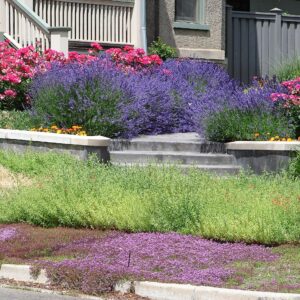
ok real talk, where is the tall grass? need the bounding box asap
[273,56,300,82]
[0,151,299,245]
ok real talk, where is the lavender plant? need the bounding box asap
[30,60,126,137]
[30,58,287,139]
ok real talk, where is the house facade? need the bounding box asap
[1,0,300,81]
[146,0,226,61]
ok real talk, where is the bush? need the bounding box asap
[273,56,300,82]
[271,78,300,138]
[149,37,177,61]
[30,56,288,138]
[204,108,293,142]
[30,61,126,137]
[0,110,38,130]
[0,151,299,245]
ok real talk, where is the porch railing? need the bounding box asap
[0,0,70,53]
[33,0,134,45]
[3,0,51,50]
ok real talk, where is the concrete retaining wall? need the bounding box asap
[0,129,111,162]
[226,141,300,174]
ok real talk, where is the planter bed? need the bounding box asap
[226,141,300,174]
[0,129,111,162]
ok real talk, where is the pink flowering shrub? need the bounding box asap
[0,41,162,110]
[271,78,300,137]
[0,42,64,110]
[90,42,163,72]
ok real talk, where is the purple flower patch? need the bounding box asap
[0,227,17,242]
[40,232,279,293]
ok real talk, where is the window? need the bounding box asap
[174,0,208,30]
[175,0,198,23]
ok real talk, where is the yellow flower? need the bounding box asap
[281,138,286,141]
[254,133,260,138]
[56,130,62,134]
[275,136,280,140]
[72,125,82,130]
[78,131,87,136]
[287,138,293,142]
[51,125,58,130]
[269,137,275,141]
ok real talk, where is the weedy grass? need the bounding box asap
[273,56,300,82]
[0,151,299,245]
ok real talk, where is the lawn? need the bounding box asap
[0,151,299,245]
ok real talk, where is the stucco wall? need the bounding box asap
[250,0,300,15]
[147,0,226,60]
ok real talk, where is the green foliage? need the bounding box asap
[149,37,177,61]
[273,56,300,82]
[288,152,300,178]
[32,81,122,137]
[204,108,293,142]
[0,110,39,130]
[0,151,299,245]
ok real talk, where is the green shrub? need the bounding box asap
[149,37,177,61]
[204,108,293,142]
[30,62,125,137]
[0,110,38,130]
[0,151,299,245]
[273,56,300,82]
[288,152,300,178]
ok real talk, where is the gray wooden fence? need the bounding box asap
[226,6,300,83]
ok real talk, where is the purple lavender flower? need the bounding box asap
[0,227,17,242]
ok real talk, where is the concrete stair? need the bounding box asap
[109,133,241,175]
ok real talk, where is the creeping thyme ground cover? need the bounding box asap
[0,224,299,294]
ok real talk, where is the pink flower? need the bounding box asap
[3,73,21,84]
[123,45,134,52]
[91,42,103,51]
[4,89,17,97]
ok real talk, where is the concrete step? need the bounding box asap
[110,151,236,165]
[111,162,241,176]
[110,140,226,153]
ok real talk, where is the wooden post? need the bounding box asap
[132,0,143,48]
[0,0,6,41]
[48,27,71,56]
[271,8,283,66]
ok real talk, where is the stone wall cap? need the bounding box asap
[0,129,110,147]
[226,141,300,151]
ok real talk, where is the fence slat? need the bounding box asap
[227,9,300,83]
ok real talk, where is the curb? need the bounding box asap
[1,264,300,300]
[129,281,300,300]
[0,264,47,284]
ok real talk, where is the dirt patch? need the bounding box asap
[0,166,32,189]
